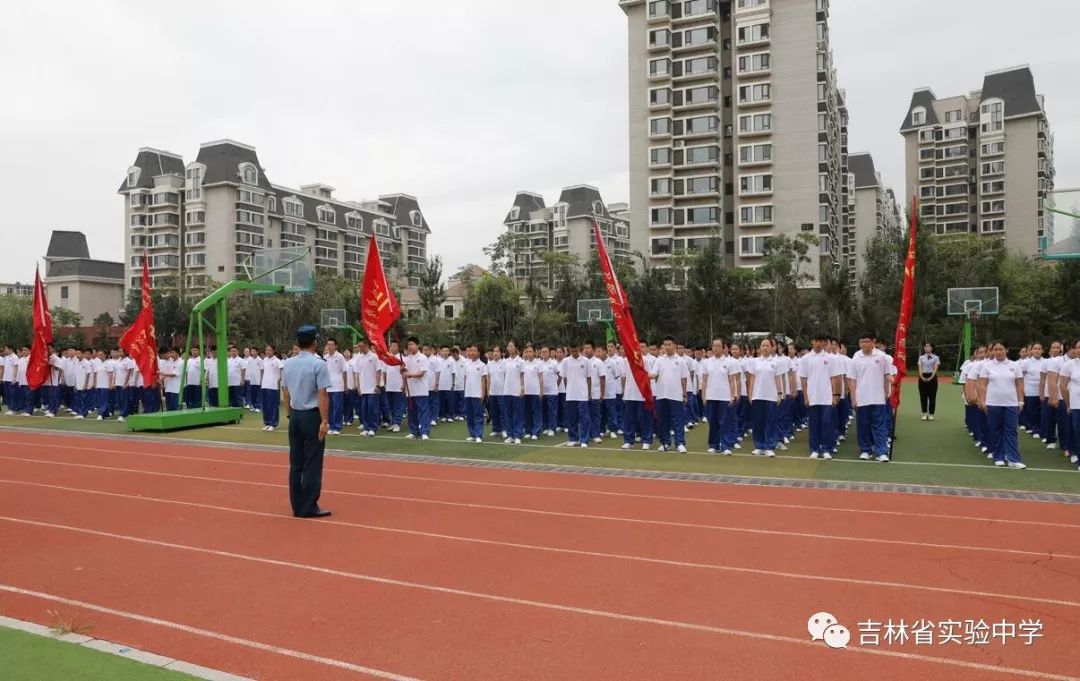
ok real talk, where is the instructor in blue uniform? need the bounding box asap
[281,325,332,518]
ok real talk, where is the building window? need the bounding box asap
[683,145,719,165]
[236,189,265,206]
[236,210,265,226]
[649,87,671,106]
[683,56,718,77]
[317,205,336,225]
[682,115,718,135]
[980,99,1004,134]
[651,238,673,255]
[738,112,772,134]
[649,117,671,136]
[819,205,830,223]
[980,218,1005,233]
[736,0,768,8]
[981,160,1005,176]
[919,185,935,199]
[129,192,144,207]
[739,204,773,225]
[185,253,206,267]
[684,0,717,17]
[684,85,719,105]
[738,53,770,75]
[649,28,670,48]
[409,210,423,227]
[126,167,141,187]
[736,23,769,45]
[152,213,180,226]
[982,199,1005,213]
[911,106,926,126]
[918,129,935,143]
[684,26,717,46]
[683,176,719,195]
[284,198,304,218]
[738,83,772,105]
[650,178,672,196]
[739,174,773,195]
[185,231,206,246]
[650,208,672,226]
[648,0,669,18]
[740,236,767,256]
[235,230,265,247]
[683,206,719,225]
[60,285,69,299]
[239,162,258,185]
[738,143,772,165]
[650,147,672,166]
[981,141,1005,156]
[346,212,364,230]
[443,304,455,320]
[649,58,670,77]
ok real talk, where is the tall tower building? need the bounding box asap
[619,0,849,284]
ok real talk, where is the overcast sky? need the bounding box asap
[1,0,1076,284]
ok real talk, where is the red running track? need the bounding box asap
[0,430,1078,681]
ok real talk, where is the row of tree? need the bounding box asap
[2,223,1076,373]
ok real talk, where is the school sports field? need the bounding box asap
[0,381,1077,681]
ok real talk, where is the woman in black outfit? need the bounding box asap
[917,342,940,420]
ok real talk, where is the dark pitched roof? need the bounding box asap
[379,194,431,234]
[45,231,90,259]
[504,191,546,224]
[119,148,185,192]
[981,66,1042,119]
[556,185,609,220]
[270,186,395,236]
[848,153,878,189]
[899,89,938,133]
[194,140,275,191]
[46,259,124,280]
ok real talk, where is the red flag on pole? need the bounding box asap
[593,221,654,409]
[119,255,159,386]
[27,265,53,390]
[361,235,402,366]
[890,197,919,411]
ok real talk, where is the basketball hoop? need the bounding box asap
[967,309,981,323]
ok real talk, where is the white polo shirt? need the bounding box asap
[382,359,403,392]
[746,356,780,402]
[462,358,487,399]
[227,357,244,387]
[185,357,203,387]
[205,358,218,389]
[559,355,589,402]
[245,356,262,384]
[523,359,543,396]
[652,354,686,402]
[261,356,283,390]
[599,358,617,400]
[453,357,467,391]
[16,356,29,385]
[161,358,181,394]
[487,359,506,397]
[849,351,890,407]
[354,352,380,394]
[556,358,567,395]
[1060,358,1080,406]
[93,358,113,389]
[978,359,1022,407]
[425,354,438,391]
[1021,357,1044,397]
[324,352,346,393]
[541,359,559,395]
[501,355,525,396]
[404,352,430,397]
[798,350,843,406]
[607,356,624,395]
[1042,355,1066,399]
[702,356,733,402]
[587,356,607,400]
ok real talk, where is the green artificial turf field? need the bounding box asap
[0,626,198,681]
[1,382,1077,494]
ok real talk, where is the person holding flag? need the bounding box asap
[25,265,53,412]
[119,255,159,411]
[887,197,919,458]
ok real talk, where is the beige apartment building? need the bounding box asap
[119,140,431,296]
[43,230,125,323]
[501,185,630,291]
[847,152,902,276]
[619,0,851,285]
[899,65,1055,256]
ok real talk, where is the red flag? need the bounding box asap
[593,221,653,409]
[27,266,53,390]
[890,197,919,411]
[361,235,402,366]
[120,256,159,386]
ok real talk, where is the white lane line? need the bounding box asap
[5,438,1075,530]
[0,584,423,681]
[0,520,1075,681]
[1,456,1076,561]
[1,478,1076,609]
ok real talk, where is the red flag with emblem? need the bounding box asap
[119,255,159,386]
[890,197,918,411]
[361,235,402,366]
[593,221,653,409]
[27,265,53,390]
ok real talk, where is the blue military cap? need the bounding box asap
[297,325,318,344]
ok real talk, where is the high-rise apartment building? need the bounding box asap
[501,185,630,290]
[619,0,849,284]
[847,153,902,275]
[119,140,430,295]
[899,65,1054,256]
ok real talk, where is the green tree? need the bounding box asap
[758,233,816,337]
[455,274,523,348]
[51,307,82,327]
[0,295,32,346]
[92,312,115,349]
[817,262,854,339]
[483,231,526,276]
[626,256,682,344]
[683,238,756,344]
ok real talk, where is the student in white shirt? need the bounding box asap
[461,344,488,441]
[977,341,1025,468]
[436,346,455,422]
[342,348,357,427]
[227,346,245,409]
[160,349,181,411]
[701,339,739,455]
[423,346,439,427]
[2,345,16,414]
[1040,341,1064,448]
[539,346,560,436]
[554,347,568,432]
[1057,339,1080,467]
[916,342,940,421]
[500,341,526,444]
[521,344,544,440]
[452,346,467,421]
[14,347,31,415]
[381,340,405,432]
[93,350,114,419]
[260,345,283,431]
[962,346,988,448]
[620,341,655,450]
[205,348,220,408]
[595,345,618,439]
[486,346,506,438]
[354,341,381,436]
[559,343,591,447]
[401,336,431,439]
[323,339,347,435]
[183,347,204,410]
[798,333,843,459]
[649,336,688,453]
[43,348,63,417]
[848,334,893,462]
[606,342,625,435]
[729,343,748,441]
[1020,343,1044,437]
[582,341,607,444]
[745,338,783,457]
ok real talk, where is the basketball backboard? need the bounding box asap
[1040,188,1080,260]
[946,287,999,316]
[576,298,612,323]
[320,308,347,329]
[242,246,314,294]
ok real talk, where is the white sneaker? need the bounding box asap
[530,435,537,441]
[642,443,651,451]
[579,442,588,448]
[658,445,669,453]
[97,415,103,421]
[928,415,934,421]
[876,455,890,463]
[545,430,555,436]
[776,443,788,451]
[45,412,54,418]
[391,425,400,433]
[809,452,820,459]
[421,434,429,440]
[981,446,989,454]
[565,441,578,447]
[475,437,482,443]
[1008,461,1027,470]
[466,437,475,442]
[707,448,717,454]
[838,435,846,442]
[609,432,617,439]
[74,415,84,420]
[986,452,994,459]
[859,452,871,460]
[514,438,522,445]
[431,421,437,427]
[117,416,125,422]
[676,445,687,453]
[733,443,742,450]
[504,437,513,443]
[406,433,416,439]
[994,460,1006,467]
[783,437,791,444]
[822,452,833,460]
[921,414,927,421]
[1047,443,1059,450]
[751,449,762,456]
[1019,425,1027,432]
[621,443,632,450]
[262,425,270,431]
[267,426,275,432]
[501,431,508,439]
[3,411,13,416]
[721,449,733,456]
[593,437,602,444]
[765,450,776,458]
[1070,455,1079,464]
